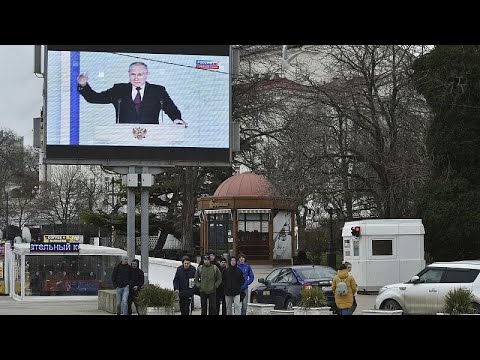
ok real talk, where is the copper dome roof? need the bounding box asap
[213,172,276,197]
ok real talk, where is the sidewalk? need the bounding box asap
[0,295,110,315]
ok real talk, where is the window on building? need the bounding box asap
[371,239,393,256]
[237,213,269,242]
[24,254,119,296]
[208,213,233,253]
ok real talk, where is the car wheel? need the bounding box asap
[285,298,293,310]
[471,303,480,314]
[382,299,402,311]
[250,294,258,304]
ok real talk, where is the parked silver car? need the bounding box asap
[375,260,480,314]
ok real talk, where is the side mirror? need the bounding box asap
[410,275,420,283]
[258,278,265,284]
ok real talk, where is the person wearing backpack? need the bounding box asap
[332,263,357,315]
[344,261,358,315]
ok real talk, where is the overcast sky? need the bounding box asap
[0,45,44,146]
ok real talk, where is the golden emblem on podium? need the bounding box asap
[132,127,147,140]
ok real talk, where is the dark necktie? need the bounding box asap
[134,87,141,114]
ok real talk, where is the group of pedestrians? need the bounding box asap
[112,253,357,316]
[111,255,145,315]
[172,252,255,315]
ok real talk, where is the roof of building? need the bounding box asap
[213,172,277,197]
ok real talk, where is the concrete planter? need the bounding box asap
[247,303,276,315]
[269,309,295,315]
[362,309,403,315]
[436,312,480,315]
[292,306,332,315]
[145,306,176,315]
[98,290,116,314]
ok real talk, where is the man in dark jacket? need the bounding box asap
[216,257,227,315]
[77,62,187,126]
[111,255,132,315]
[128,259,144,315]
[173,255,197,315]
[223,255,245,315]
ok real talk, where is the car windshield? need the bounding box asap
[295,267,336,280]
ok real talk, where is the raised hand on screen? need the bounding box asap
[77,72,89,87]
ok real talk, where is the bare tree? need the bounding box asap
[0,130,39,231]
[36,166,91,233]
[233,45,432,249]
[311,45,431,218]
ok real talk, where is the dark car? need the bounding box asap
[250,265,337,312]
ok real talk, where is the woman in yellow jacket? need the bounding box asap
[332,264,357,315]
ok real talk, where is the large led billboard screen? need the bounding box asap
[45,45,231,166]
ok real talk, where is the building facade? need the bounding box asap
[198,172,297,265]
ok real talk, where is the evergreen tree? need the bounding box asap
[413,46,480,261]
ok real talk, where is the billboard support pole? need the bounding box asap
[140,167,156,286]
[127,166,137,262]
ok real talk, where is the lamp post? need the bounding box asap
[326,207,336,269]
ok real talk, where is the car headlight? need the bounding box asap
[378,286,388,295]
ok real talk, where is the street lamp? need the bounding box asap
[326,207,336,269]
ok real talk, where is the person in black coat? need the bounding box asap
[77,62,188,126]
[173,255,197,315]
[216,257,227,315]
[128,259,145,315]
[111,255,132,315]
[223,256,245,315]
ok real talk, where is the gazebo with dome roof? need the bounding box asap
[197,172,297,265]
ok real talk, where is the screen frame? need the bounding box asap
[43,45,232,167]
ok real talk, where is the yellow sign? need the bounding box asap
[0,261,3,279]
[43,235,84,243]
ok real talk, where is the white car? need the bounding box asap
[375,260,480,314]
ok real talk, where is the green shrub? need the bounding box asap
[443,288,474,314]
[299,286,327,308]
[136,284,177,312]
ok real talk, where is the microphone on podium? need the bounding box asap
[160,100,164,124]
[116,98,122,124]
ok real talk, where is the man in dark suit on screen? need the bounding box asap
[77,62,188,126]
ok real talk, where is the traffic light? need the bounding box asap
[351,226,360,237]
